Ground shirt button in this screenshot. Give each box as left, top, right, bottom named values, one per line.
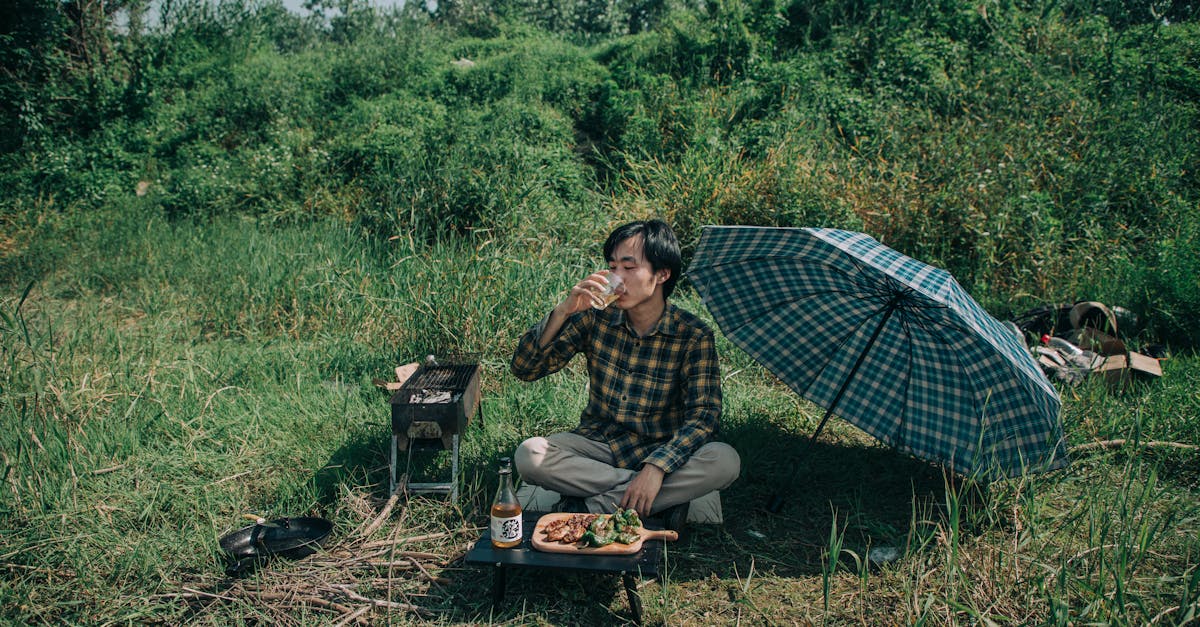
left=622, top=395, right=628, bottom=401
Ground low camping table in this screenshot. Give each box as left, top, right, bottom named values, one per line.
left=464, top=512, right=664, bottom=624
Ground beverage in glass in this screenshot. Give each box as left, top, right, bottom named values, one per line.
left=592, top=273, right=624, bottom=310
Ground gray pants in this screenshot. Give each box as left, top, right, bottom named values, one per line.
left=514, top=432, right=740, bottom=515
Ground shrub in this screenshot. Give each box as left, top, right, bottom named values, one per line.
left=324, top=93, right=598, bottom=240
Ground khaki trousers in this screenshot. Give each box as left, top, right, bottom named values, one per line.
left=514, top=432, right=740, bottom=515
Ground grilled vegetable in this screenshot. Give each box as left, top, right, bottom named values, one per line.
left=581, top=508, right=642, bottom=547
left=582, top=530, right=614, bottom=547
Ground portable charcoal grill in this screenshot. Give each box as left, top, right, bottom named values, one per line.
left=389, top=355, right=482, bottom=501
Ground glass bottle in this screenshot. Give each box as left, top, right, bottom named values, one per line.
left=490, top=457, right=523, bottom=548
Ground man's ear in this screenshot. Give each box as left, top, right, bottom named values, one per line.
left=657, top=269, right=670, bottom=284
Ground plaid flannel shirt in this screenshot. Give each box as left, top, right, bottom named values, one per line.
left=511, top=302, right=722, bottom=474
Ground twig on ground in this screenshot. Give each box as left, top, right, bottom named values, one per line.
left=405, top=556, right=447, bottom=589
left=361, top=560, right=417, bottom=570
left=1, top=562, right=74, bottom=578
left=326, top=583, right=432, bottom=615
left=213, top=470, right=255, bottom=485
left=379, top=549, right=445, bottom=561
left=1070, top=439, right=1199, bottom=454
left=250, top=590, right=353, bottom=613
left=178, top=586, right=238, bottom=602
left=358, top=490, right=402, bottom=539
left=361, top=528, right=479, bottom=549
left=332, top=604, right=373, bottom=627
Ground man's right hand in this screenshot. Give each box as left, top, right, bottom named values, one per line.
left=537, top=271, right=611, bottom=348
left=556, top=271, right=612, bottom=316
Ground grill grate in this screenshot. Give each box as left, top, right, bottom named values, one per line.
left=397, top=364, right=476, bottom=395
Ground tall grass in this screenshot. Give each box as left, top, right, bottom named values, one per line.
left=2, top=202, right=1199, bottom=623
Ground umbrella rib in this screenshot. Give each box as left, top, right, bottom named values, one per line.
left=888, top=313, right=917, bottom=454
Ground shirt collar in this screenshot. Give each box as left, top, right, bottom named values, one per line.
left=617, top=302, right=680, bottom=337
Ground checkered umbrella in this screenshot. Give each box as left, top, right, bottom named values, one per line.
left=688, top=226, right=1068, bottom=494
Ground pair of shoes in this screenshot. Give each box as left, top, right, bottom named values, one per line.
left=553, top=496, right=588, bottom=513
left=663, top=503, right=689, bottom=534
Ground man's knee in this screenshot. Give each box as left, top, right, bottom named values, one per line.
left=705, top=442, right=741, bottom=489
left=514, top=436, right=549, bottom=484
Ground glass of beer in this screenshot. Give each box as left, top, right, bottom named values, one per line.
left=592, top=272, right=624, bottom=310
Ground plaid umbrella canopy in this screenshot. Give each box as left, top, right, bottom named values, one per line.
left=687, top=226, right=1069, bottom=492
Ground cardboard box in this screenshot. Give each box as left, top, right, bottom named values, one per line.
left=1091, top=351, right=1163, bottom=389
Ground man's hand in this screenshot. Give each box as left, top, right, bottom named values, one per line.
left=538, top=271, right=614, bottom=348
left=557, top=271, right=613, bottom=317
left=620, top=464, right=665, bottom=517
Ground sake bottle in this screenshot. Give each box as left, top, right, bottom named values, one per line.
left=490, top=457, right=522, bottom=548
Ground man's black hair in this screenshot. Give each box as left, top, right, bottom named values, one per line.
left=603, top=220, right=682, bottom=300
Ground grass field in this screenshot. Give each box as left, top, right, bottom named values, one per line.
left=2, top=207, right=1198, bottom=625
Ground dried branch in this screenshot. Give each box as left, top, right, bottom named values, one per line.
left=325, top=583, right=432, bottom=615
left=358, top=490, right=402, bottom=539
left=332, top=604, right=373, bottom=627
left=250, top=590, right=353, bottom=613
left=362, top=529, right=477, bottom=548
left=175, top=486, right=460, bottom=622
left=1071, top=439, right=1199, bottom=454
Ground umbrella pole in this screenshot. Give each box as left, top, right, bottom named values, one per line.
left=766, top=295, right=904, bottom=513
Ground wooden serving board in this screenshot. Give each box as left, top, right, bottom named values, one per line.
left=530, top=512, right=678, bottom=555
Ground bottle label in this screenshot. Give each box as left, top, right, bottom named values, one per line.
left=491, top=514, right=522, bottom=543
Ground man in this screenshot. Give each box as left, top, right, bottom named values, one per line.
left=511, top=220, right=740, bottom=527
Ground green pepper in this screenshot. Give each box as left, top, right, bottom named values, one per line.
left=583, top=530, right=614, bottom=547
left=589, top=514, right=614, bottom=536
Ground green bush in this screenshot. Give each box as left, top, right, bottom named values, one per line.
left=324, top=93, right=597, bottom=238
left=1, top=0, right=1198, bottom=345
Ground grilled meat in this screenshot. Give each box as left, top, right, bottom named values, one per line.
left=541, top=513, right=598, bottom=544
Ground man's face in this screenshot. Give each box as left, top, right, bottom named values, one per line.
left=608, top=234, right=668, bottom=310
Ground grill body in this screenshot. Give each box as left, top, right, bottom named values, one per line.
left=390, top=361, right=481, bottom=450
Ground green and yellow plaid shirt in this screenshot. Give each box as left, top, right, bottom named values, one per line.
left=511, top=302, right=722, bottom=474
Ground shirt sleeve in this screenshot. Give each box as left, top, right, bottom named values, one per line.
left=510, top=310, right=590, bottom=382
left=642, top=328, right=722, bottom=473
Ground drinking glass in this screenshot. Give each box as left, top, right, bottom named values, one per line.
left=592, top=273, right=624, bottom=310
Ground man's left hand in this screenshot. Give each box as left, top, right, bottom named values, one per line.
left=621, top=464, right=665, bottom=517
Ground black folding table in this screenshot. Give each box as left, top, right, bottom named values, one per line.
left=464, top=513, right=664, bottom=624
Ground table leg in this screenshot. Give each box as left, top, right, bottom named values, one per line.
left=623, top=572, right=642, bottom=625
left=492, top=565, right=507, bottom=610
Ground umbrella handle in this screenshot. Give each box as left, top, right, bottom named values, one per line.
left=765, top=294, right=905, bottom=513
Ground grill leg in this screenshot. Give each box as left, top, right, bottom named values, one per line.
left=451, top=434, right=460, bottom=503
left=390, top=434, right=398, bottom=495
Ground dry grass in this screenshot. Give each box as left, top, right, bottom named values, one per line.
left=171, top=487, right=482, bottom=625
